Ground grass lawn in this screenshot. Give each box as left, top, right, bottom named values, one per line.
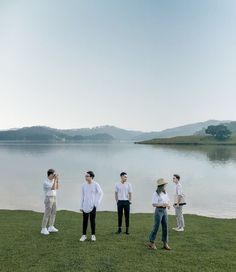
left=137, top=135, right=236, bottom=145
left=0, top=210, right=236, bottom=272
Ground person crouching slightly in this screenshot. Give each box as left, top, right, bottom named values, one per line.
left=148, top=178, right=171, bottom=250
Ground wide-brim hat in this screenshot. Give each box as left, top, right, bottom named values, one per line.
left=157, top=178, right=168, bottom=186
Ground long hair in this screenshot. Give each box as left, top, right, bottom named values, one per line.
left=156, top=184, right=166, bottom=195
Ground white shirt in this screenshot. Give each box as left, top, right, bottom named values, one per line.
left=43, top=178, right=56, bottom=197
left=80, top=181, right=103, bottom=213
left=115, top=182, right=132, bottom=201
left=152, top=192, right=170, bottom=206
left=176, top=182, right=183, bottom=196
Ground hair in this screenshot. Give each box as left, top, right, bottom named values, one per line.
left=156, top=184, right=166, bottom=195
left=173, top=174, right=180, bottom=180
left=87, top=171, right=95, bottom=179
left=47, top=169, right=55, bottom=177
left=120, top=172, right=127, bottom=177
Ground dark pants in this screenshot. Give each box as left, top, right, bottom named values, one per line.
left=83, top=207, right=96, bottom=235
left=117, top=200, right=130, bottom=228
left=149, top=207, right=168, bottom=244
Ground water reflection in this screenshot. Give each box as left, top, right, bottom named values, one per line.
left=149, top=145, right=236, bottom=164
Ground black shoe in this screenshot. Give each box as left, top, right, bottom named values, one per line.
left=116, top=228, right=122, bottom=234
left=125, top=228, right=129, bottom=235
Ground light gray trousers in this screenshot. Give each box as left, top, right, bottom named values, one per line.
left=175, top=206, right=185, bottom=228
left=41, top=196, right=57, bottom=228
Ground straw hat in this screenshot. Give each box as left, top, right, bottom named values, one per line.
left=157, top=178, right=168, bottom=186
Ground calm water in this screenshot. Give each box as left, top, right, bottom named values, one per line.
left=0, top=143, right=236, bottom=218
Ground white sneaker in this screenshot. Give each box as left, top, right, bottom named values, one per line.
left=176, top=227, right=184, bottom=232
left=91, top=235, right=96, bottom=242
left=48, top=226, right=59, bottom=233
left=41, top=228, right=50, bottom=235
left=80, top=235, right=87, bottom=242
left=172, top=227, right=179, bottom=231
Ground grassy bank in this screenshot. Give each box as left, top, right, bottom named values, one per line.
left=136, top=135, right=236, bottom=145
left=0, top=210, right=236, bottom=272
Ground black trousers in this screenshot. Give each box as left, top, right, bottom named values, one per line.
left=117, top=200, right=130, bottom=228
left=83, top=207, right=96, bottom=235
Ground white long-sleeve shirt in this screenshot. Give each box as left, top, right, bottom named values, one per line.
left=80, top=181, right=103, bottom=213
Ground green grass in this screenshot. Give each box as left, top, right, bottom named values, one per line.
left=0, top=210, right=236, bottom=272
left=137, top=135, right=236, bottom=145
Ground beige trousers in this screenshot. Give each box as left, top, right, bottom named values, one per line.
left=41, top=196, right=57, bottom=228
left=175, top=205, right=185, bottom=228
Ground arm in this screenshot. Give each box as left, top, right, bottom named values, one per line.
left=128, top=184, right=132, bottom=203
left=96, top=184, right=103, bottom=207
left=128, top=192, right=132, bottom=202
left=176, top=195, right=182, bottom=205
left=52, top=175, right=59, bottom=190
left=175, top=185, right=182, bottom=207
left=115, top=192, right=118, bottom=203
left=80, top=186, right=84, bottom=212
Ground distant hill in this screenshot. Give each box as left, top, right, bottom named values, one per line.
left=0, top=126, right=114, bottom=142
left=59, top=125, right=143, bottom=141
left=0, top=120, right=233, bottom=142
left=133, top=120, right=230, bottom=141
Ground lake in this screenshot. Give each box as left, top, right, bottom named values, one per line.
left=0, top=142, right=235, bottom=218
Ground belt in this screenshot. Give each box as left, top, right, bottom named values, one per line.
left=157, top=206, right=166, bottom=209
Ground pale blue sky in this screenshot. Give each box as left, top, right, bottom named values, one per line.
left=0, top=0, right=236, bottom=131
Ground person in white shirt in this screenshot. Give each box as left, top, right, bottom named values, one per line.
left=148, top=178, right=171, bottom=250
left=79, top=171, right=103, bottom=242
left=41, top=169, right=59, bottom=235
left=172, top=174, right=185, bottom=232
left=115, top=172, right=132, bottom=235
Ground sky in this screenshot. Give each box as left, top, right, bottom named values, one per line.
left=0, top=0, right=236, bottom=132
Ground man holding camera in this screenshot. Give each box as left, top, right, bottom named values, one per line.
left=41, top=169, right=59, bottom=235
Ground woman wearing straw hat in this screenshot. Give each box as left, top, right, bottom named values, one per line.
left=148, top=178, right=171, bottom=250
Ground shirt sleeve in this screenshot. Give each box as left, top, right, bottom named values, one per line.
left=152, top=192, right=159, bottom=205
left=80, top=185, right=84, bottom=210
left=95, top=183, right=103, bottom=207
left=115, top=184, right=118, bottom=192
left=128, top=183, right=133, bottom=193
left=176, top=184, right=183, bottom=196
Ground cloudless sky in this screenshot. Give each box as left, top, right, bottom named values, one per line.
left=0, top=0, right=236, bottom=131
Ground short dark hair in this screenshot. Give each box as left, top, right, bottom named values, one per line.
left=87, top=171, right=95, bottom=179
left=174, top=174, right=180, bottom=180
left=120, top=172, right=127, bottom=177
left=47, top=169, right=55, bottom=177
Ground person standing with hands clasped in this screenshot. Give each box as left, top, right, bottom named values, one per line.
left=41, top=169, right=59, bottom=235
left=148, top=178, right=171, bottom=250
left=172, top=174, right=185, bottom=232
left=80, top=171, right=103, bottom=242
left=115, top=172, right=132, bottom=235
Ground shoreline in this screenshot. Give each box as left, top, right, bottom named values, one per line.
left=1, top=209, right=235, bottom=220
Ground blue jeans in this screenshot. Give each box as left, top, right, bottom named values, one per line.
left=149, top=207, right=168, bottom=244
